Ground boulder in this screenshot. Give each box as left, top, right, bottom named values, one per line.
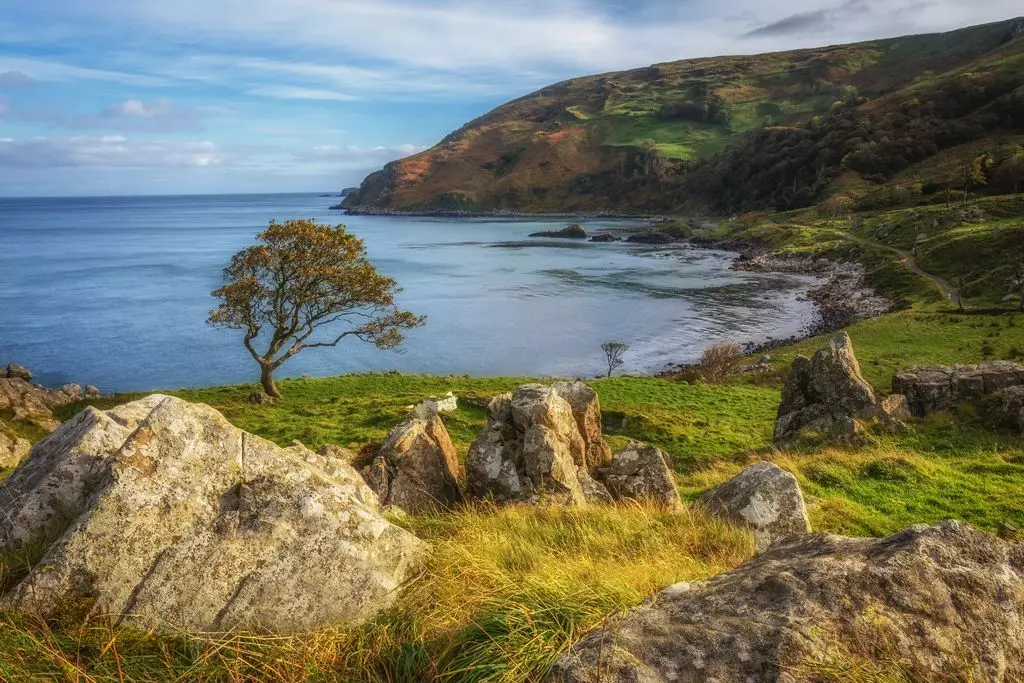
left=893, top=361, right=1024, bottom=416
left=465, top=385, right=611, bottom=506
left=555, top=522, right=1024, bottom=683
left=774, top=332, right=877, bottom=442
left=698, top=462, right=810, bottom=551
left=0, top=395, right=425, bottom=633
left=0, top=423, right=31, bottom=469
left=419, top=392, right=458, bottom=414
left=363, top=406, right=463, bottom=513
left=626, top=231, right=674, bottom=244
left=589, top=233, right=618, bottom=243
left=85, top=385, right=101, bottom=398
left=4, top=363, right=32, bottom=381
left=551, top=381, right=612, bottom=469
left=596, top=441, right=681, bottom=510
left=529, top=224, right=587, bottom=239
left=998, top=385, right=1024, bottom=431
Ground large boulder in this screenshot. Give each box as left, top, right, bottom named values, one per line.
left=893, top=361, right=1024, bottom=417
left=597, top=441, right=681, bottom=510
left=774, top=332, right=878, bottom=442
left=0, top=395, right=425, bottom=633
left=998, top=385, right=1024, bottom=432
left=363, top=405, right=463, bottom=513
left=551, top=381, right=612, bottom=469
left=465, top=384, right=610, bottom=506
left=698, top=462, right=810, bottom=551
left=555, top=522, right=1024, bottom=682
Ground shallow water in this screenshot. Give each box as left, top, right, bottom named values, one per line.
left=0, top=193, right=820, bottom=391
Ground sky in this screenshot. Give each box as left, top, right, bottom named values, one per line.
left=0, top=0, right=1020, bottom=196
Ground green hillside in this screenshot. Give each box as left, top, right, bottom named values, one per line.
left=343, top=17, right=1024, bottom=214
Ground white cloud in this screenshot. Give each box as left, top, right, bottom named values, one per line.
left=245, top=85, right=361, bottom=102
left=0, top=136, right=223, bottom=168
left=0, top=56, right=168, bottom=87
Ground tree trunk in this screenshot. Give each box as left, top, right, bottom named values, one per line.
left=1019, top=285, right=1024, bottom=313
left=260, top=364, right=281, bottom=398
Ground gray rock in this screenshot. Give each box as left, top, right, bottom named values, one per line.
left=4, top=363, right=32, bottom=381
left=85, top=384, right=101, bottom=398
left=699, top=462, right=810, bottom=551
left=589, top=233, right=618, bottom=243
left=893, top=361, right=1024, bottom=416
left=530, top=224, right=587, bottom=239
left=597, top=441, right=681, bottom=510
left=998, top=385, right=1024, bottom=431
left=555, top=522, right=1024, bottom=683
left=465, top=384, right=611, bottom=506
left=774, top=332, right=877, bottom=442
left=366, top=409, right=463, bottom=513
left=0, top=395, right=425, bottom=633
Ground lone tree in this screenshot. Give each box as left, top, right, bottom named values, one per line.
left=953, top=275, right=970, bottom=312
left=699, top=341, right=744, bottom=385
left=209, top=219, right=425, bottom=398
left=601, top=342, right=630, bottom=378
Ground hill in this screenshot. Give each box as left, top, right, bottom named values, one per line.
left=343, top=17, right=1024, bottom=215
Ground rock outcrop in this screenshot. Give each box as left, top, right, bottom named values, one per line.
left=597, top=441, right=681, bottom=510
left=0, top=422, right=31, bottom=469
left=698, top=462, right=810, bottom=551
left=362, top=405, right=463, bottom=513
left=0, top=373, right=84, bottom=431
left=465, top=384, right=611, bottom=506
left=775, top=332, right=899, bottom=441
left=529, top=224, right=587, bottom=239
left=550, top=381, right=612, bottom=469
left=555, top=522, right=1024, bottom=682
left=420, top=392, right=458, bottom=414
left=4, top=363, right=32, bottom=381
left=0, top=395, right=425, bottom=633
left=892, top=361, right=1024, bottom=417
left=998, top=385, right=1024, bottom=431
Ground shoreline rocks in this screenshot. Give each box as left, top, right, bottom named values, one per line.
left=0, top=371, right=86, bottom=432
left=0, top=395, right=425, bottom=633
left=555, top=521, right=1024, bottom=682
left=529, top=224, right=588, bottom=239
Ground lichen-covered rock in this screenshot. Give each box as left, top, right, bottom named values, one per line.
left=0, top=423, right=31, bottom=469
left=419, top=392, right=458, bottom=414
left=85, top=384, right=101, bottom=398
left=698, top=462, right=810, bottom=551
left=774, top=333, right=877, bottom=442
left=0, top=395, right=425, bottom=633
left=551, top=381, right=613, bottom=469
left=893, top=361, right=1024, bottom=416
left=597, top=441, right=680, bottom=510
left=554, top=522, right=1024, bottom=683
left=466, top=384, right=610, bottom=506
left=365, top=406, right=463, bottom=513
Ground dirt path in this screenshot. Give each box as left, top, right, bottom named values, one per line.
left=823, top=228, right=957, bottom=300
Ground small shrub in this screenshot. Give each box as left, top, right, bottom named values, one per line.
left=698, top=342, right=744, bottom=385
left=861, top=457, right=923, bottom=483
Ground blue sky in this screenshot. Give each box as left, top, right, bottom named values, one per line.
left=0, top=0, right=1019, bottom=196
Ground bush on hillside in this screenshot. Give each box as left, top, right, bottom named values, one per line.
left=699, top=342, right=744, bottom=385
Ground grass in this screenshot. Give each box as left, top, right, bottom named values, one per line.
left=0, top=505, right=751, bottom=681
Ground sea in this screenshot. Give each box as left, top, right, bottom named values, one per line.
left=0, top=193, right=821, bottom=392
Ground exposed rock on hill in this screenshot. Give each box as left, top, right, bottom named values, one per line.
left=699, top=462, right=810, bottom=551
left=0, top=395, right=425, bottom=633
left=0, top=375, right=84, bottom=431
left=4, top=363, right=32, bottom=381
left=774, top=332, right=878, bottom=441
left=0, top=424, right=30, bottom=469
left=998, top=385, right=1024, bottom=431
left=597, top=441, right=680, bottom=510
left=555, top=521, right=1024, bottom=682
left=362, top=405, right=463, bottom=513
left=893, top=361, right=1024, bottom=416
left=550, top=381, right=612, bottom=469
left=465, top=384, right=611, bottom=506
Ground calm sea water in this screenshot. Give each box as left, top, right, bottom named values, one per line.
left=0, top=193, right=820, bottom=392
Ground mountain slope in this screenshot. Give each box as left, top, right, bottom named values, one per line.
left=344, top=17, right=1024, bottom=215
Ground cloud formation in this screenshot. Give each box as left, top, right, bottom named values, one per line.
left=0, top=70, right=33, bottom=88
left=0, top=136, right=222, bottom=168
